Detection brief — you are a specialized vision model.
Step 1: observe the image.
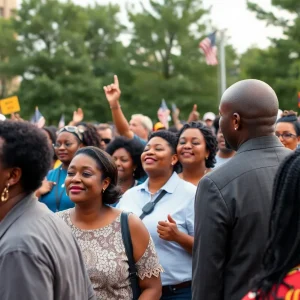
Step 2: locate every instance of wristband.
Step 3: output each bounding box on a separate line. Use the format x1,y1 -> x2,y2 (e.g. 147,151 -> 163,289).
110,105 -> 121,110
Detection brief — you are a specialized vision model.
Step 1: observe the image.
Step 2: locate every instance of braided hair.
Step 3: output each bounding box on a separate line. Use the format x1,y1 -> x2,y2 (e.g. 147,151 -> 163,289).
177,121 -> 218,168
249,150 -> 300,299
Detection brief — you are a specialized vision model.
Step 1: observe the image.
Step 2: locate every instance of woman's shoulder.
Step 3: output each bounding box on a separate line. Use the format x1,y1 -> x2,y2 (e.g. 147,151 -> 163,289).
46,167 -> 60,179
56,208 -> 71,223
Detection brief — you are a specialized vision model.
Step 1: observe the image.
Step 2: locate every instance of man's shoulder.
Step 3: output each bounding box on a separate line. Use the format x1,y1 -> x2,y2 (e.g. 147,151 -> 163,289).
206,146 -> 291,188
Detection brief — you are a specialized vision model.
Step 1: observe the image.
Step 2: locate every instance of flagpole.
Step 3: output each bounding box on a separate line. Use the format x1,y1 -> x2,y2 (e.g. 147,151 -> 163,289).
219,30 -> 227,95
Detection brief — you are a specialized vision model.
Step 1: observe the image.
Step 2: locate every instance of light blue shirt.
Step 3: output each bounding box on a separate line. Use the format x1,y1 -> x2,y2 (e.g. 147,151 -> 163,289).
214,155 -> 232,168
118,172 -> 196,285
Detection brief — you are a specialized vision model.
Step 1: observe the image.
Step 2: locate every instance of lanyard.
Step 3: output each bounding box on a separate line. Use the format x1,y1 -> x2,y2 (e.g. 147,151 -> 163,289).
55,168 -> 66,212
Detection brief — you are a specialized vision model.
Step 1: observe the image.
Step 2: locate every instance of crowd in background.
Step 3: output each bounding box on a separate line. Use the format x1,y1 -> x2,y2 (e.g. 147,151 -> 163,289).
1,78 -> 300,300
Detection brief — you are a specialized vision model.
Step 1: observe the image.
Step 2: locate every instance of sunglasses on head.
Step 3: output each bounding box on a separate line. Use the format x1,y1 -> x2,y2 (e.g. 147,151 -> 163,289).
58,126 -> 84,142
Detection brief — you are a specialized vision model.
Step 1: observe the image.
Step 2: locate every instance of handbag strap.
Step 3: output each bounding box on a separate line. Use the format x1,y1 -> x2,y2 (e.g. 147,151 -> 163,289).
139,190 -> 167,220
120,212 -> 141,300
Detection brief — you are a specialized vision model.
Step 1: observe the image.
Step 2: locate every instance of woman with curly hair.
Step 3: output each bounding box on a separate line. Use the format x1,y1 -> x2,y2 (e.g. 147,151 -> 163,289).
243,150 -> 300,300
106,137 -> 146,194
176,121 -> 218,186
58,147 -> 163,300
275,110 -> 300,150
119,130 -> 196,299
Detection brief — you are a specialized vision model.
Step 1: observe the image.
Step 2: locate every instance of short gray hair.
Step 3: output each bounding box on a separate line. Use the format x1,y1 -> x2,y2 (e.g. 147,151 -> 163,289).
131,114 -> 153,133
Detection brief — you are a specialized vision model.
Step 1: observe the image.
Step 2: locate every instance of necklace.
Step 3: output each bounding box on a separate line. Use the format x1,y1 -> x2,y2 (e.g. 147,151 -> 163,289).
55,167 -> 66,212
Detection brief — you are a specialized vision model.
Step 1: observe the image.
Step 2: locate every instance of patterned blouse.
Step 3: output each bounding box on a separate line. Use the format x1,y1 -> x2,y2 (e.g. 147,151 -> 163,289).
58,209 -> 163,300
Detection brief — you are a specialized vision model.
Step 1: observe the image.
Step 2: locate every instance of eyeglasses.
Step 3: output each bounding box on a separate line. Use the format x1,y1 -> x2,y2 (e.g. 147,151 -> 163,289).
53,142 -> 75,149
102,138 -> 111,145
275,133 -> 297,140
58,126 -> 83,142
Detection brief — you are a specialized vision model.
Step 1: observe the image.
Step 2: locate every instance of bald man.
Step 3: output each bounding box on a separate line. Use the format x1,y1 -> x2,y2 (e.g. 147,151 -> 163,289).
192,80 -> 291,300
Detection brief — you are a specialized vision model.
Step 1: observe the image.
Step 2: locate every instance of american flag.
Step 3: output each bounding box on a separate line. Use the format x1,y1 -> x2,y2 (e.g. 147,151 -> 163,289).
157,99 -> 169,129
30,107 -> 45,128
199,32 -> 218,66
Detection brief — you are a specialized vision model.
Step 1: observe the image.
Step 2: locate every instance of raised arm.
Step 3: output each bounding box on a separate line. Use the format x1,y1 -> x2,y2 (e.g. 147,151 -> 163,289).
192,176 -> 230,300
103,75 -> 134,139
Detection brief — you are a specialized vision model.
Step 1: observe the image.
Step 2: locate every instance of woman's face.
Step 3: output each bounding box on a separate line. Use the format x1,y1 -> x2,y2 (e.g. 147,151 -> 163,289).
112,148 -> 135,182
65,154 -> 109,204
177,128 -> 209,166
141,136 -> 178,175
55,132 -> 82,164
275,122 -> 300,151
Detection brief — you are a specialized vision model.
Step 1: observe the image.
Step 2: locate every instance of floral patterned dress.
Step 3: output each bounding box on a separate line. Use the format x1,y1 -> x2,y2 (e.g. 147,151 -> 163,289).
58,209 -> 163,300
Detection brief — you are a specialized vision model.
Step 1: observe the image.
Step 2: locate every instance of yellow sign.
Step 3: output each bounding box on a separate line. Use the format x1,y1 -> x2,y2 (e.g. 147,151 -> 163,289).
0,96 -> 21,115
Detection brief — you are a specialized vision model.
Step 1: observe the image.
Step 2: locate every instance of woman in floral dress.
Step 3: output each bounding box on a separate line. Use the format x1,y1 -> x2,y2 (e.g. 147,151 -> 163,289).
58,146 -> 163,299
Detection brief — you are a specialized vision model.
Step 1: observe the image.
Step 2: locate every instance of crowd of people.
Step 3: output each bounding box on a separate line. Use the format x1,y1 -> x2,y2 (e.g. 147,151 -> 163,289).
1,77 -> 300,300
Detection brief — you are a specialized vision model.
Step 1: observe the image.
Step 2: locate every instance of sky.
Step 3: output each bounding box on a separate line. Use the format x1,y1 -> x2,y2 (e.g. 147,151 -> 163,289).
19,0 -> 285,53
69,0 -> 284,53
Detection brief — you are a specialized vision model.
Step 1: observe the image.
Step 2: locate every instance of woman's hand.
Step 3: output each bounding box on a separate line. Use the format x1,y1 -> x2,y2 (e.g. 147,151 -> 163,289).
157,214 -> 194,254
103,75 -> 121,105
36,179 -> 56,197
157,214 -> 181,242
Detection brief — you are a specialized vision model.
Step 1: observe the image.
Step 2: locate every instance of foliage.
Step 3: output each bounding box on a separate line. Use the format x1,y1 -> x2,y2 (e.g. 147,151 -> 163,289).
0,18 -> 19,99
241,0 -> 300,111
126,0 -> 238,119
3,0 -> 239,124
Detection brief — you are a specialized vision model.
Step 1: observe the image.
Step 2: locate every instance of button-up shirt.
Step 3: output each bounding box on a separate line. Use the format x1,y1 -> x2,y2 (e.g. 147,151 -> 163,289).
118,172 -> 196,285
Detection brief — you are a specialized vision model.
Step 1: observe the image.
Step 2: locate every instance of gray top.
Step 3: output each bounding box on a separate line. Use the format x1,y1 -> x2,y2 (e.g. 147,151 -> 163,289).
0,194 -> 96,300
193,136 -> 292,300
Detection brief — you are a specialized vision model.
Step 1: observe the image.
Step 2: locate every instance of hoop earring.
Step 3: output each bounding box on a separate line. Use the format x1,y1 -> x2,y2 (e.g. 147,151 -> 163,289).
1,184 -> 10,202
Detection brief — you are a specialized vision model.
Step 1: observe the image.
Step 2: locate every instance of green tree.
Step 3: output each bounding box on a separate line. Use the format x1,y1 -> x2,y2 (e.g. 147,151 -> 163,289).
124,0 -> 238,119
0,18 -> 18,99
10,0 -> 126,123
241,0 -> 300,111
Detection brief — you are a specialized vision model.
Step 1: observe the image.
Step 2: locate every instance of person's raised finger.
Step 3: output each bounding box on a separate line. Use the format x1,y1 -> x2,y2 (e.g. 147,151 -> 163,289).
193,104 -> 197,111
114,75 -> 119,88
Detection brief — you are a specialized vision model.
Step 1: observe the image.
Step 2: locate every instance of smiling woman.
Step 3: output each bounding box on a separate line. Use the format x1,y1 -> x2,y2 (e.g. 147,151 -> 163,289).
38,126 -> 84,212
118,131 -> 197,300
177,122 -> 218,186
57,147 -> 163,300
